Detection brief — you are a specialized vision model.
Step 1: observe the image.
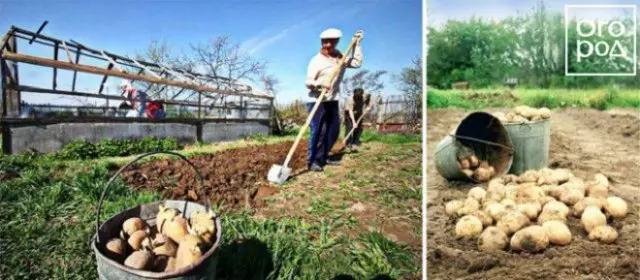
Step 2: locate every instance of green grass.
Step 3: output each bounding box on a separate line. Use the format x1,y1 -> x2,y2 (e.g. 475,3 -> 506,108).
427,88 -> 640,110
0,133 -> 419,279
360,130 -> 421,145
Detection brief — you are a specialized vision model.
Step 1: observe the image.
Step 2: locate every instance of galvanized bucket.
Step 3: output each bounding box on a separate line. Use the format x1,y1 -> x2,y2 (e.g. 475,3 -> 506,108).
503,119 -> 551,175
435,112 -> 514,182
92,151 -> 222,280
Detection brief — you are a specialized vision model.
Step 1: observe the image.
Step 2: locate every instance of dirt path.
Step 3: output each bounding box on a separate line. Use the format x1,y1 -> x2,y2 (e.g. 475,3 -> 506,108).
427,108 -> 640,280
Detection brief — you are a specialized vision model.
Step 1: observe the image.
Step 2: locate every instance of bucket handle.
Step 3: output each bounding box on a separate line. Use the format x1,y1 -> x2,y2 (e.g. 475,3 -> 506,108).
449,134 -> 514,152
95,151 -> 207,244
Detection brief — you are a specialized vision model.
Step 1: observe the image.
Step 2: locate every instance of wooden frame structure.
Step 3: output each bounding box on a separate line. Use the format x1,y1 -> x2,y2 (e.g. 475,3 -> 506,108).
0,25 -> 275,154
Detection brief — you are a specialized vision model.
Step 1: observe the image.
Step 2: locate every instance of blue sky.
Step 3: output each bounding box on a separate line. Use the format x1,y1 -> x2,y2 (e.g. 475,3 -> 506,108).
0,0 -> 422,105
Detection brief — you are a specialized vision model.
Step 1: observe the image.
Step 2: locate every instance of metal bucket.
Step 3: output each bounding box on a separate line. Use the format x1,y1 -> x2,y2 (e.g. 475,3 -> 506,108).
92,151 -> 222,280
503,119 -> 551,175
435,112 -> 514,182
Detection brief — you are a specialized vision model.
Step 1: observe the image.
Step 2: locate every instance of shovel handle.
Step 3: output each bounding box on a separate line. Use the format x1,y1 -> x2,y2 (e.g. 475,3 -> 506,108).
95,151 -> 206,243
342,95 -> 382,145
282,35 -> 359,167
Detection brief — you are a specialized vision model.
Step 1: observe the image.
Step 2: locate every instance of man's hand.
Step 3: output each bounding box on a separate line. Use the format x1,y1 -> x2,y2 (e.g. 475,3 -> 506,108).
353,30 -> 364,42
352,119 -> 358,128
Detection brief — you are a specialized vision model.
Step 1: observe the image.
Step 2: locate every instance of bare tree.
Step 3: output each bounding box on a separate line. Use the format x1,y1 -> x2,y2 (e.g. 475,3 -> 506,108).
394,55 -> 422,97
341,69 -> 388,96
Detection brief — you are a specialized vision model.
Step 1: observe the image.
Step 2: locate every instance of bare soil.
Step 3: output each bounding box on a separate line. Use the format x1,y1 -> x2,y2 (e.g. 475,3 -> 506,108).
427,108 -> 640,280
121,141 -> 308,208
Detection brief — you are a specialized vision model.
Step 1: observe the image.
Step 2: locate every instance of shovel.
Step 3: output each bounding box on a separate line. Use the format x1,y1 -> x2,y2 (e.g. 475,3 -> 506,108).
268,34 -> 359,184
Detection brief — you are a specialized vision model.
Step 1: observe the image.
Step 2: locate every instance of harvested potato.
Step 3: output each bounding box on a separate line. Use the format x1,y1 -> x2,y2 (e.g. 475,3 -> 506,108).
485,202 -> 507,221
128,230 -> 149,251
560,188 -> 584,206
562,180 -> 587,196
500,199 -> 517,209
479,161 -> 490,169
505,112 -> 517,122
105,238 -> 126,260
472,210 -> 494,227
487,166 -> 496,178
156,205 -> 181,233
587,183 -> 608,198
459,159 -> 471,169
546,185 -> 568,200
588,225 -> 618,244
165,216 -> 189,244
539,107 -> 551,119
517,170 -> 540,183
455,215 -> 484,238
488,178 -> 505,189
459,197 -> 481,216
474,167 -> 492,182
153,238 -> 178,257
165,257 -> 177,272
502,174 -> 519,184
485,189 -> 505,204
517,185 -> 545,204
537,209 -> 568,224
581,206 -> 607,233
517,202 -> 542,220
504,184 -> 519,201
469,155 -> 479,168
539,195 -> 556,206
468,187 -> 487,203
572,197 -> 606,217
477,227 -> 509,252
125,250 -> 154,270
497,211 -> 530,235
537,168 -> 557,185
462,169 -> 474,178
604,196 -> 628,219
543,201 -> 570,218
187,210 -> 216,245
542,221 -> 572,246
492,112 -> 507,122
176,235 -> 205,269
445,200 -> 464,217
122,217 -> 146,237
510,226 -> 549,253
594,174 -> 609,188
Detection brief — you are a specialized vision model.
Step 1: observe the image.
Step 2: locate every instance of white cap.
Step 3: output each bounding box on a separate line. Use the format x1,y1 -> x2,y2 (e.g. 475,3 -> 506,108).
121,80 -> 132,89
320,28 -> 342,39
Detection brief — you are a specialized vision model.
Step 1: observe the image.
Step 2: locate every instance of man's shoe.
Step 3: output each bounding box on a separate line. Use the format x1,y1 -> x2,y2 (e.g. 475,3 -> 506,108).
309,163 -> 323,172
326,159 -> 341,166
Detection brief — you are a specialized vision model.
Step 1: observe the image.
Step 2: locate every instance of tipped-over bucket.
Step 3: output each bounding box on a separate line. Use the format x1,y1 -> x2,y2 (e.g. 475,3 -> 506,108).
503,119 -> 551,175
435,112 -> 514,181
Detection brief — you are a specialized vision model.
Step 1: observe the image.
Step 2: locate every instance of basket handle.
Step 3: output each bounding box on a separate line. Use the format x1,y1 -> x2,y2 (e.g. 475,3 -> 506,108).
449,134 -> 514,152
95,151 -> 207,244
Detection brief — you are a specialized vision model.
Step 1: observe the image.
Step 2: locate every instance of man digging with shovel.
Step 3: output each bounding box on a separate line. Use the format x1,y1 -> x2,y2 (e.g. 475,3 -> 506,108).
305,28 -> 363,172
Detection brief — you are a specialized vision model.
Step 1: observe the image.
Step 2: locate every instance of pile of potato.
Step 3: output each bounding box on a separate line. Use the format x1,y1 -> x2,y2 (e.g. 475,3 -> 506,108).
492,106 -> 551,123
457,147 -> 496,182
104,205 -> 216,272
445,168 -> 628,253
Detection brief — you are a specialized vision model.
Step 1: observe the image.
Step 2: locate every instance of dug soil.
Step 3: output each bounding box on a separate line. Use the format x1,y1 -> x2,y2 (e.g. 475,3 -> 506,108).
427,108 -> 640,280
121,141 -> 309,208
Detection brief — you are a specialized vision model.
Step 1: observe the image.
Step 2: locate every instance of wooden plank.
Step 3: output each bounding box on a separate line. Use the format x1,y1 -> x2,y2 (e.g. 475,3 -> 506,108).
130,58 -> 162,79
100,51 -> 126,73
2,51 -> 271,99
53,42 -> 58,89
28,21 -> 48,44
61,41 -> 73,63
71,48 -> 81,91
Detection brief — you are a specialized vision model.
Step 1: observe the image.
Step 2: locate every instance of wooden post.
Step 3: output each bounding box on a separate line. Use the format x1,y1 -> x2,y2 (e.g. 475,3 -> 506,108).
53,42 -> 58,90
71,48 -> 81,91
198,92 -> 202,119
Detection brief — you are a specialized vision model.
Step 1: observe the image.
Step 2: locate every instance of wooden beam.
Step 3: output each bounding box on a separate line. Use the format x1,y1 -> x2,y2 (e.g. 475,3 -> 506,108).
100,51 -> 125,73
2,51 -> 271,99
61,41 -> 73,63
28,21 -> 48,44
98,63 -> 114,94
130,57 -> 162,79
71,48 -> 81,91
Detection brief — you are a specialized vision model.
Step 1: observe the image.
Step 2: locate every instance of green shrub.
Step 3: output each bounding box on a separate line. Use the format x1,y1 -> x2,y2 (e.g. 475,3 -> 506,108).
58,139 -> 98,160
56,137 -> 181,160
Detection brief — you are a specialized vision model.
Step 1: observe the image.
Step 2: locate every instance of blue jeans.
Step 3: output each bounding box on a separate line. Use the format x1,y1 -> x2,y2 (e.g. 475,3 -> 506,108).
307,100 -> 340,167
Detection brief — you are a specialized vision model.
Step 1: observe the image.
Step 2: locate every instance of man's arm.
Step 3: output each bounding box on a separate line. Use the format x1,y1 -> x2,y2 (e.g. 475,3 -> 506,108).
305,56 -> 320,91
346,31 -> 363,68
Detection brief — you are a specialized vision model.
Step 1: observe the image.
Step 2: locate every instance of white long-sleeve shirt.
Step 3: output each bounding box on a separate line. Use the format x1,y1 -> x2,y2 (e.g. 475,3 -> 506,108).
305,43 -> 362,103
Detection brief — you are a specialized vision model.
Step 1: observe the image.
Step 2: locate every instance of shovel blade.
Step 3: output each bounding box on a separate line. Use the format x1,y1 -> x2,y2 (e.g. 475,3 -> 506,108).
267,164 -> 291,184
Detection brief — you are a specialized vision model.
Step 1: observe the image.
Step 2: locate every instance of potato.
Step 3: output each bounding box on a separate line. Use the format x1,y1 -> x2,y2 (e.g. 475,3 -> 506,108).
487,166 -> 496,178
542,221 -> 572,245
497,211 -> 530,235
156,205 -> 181,233
588,225 -> 618,244
128,230 -> 149,251
505,112 -> 517,122
455,215 -> 484,238
513,114 -> 528,122
517,170 -> 540,184
587,183 -> 608,198
125,250 -> 154,270
560,188 -> 584,206
543,201 -> 570,217
572,197 -> 606,217
474,167 -> 492,182
604,196 -> 628,219
539,107 -> 551,119
468,187 -> 487,203
165,216 -> 189,243
485,189 -> 505,204
581,206 -> 607,233
562,180 -> 586,196
122,217 -> 146,237
510,226 -> 549,253
165,257 -> 177,272
176,235 -> 205,270
472,210 -> 494,227
492,112 -> 507,122
459,159 -> 471,169
445,200 -> 464,217
462,169 -> 474,178
477,226 -> 509,252
517,185 -> 545,204
187,210 -> 216,245
479,161 -> 490,169
488,178 -> 505,189
153,238 -> 178,257
105,238 -> 126,260
458,197 -> 482,216
545,185 -> 567,200
504,184 -> 519,201
537,168 -> 557,185
469,155 -> 479,168
514,105 -> 530,117
539,195 -> 556,206
502,174 -> 519,184
500,199 -> 517,209
537,209 -> 567,224
517,202 -> 542,220
485,202 -> 507,221
594,174 -> 609,188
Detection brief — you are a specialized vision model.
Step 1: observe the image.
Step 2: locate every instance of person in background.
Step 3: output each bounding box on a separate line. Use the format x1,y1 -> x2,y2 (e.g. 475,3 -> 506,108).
121,81 -> 147,117
344,88 -> 364,147
305,28 -> 364,172
145,100 -> 166,119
